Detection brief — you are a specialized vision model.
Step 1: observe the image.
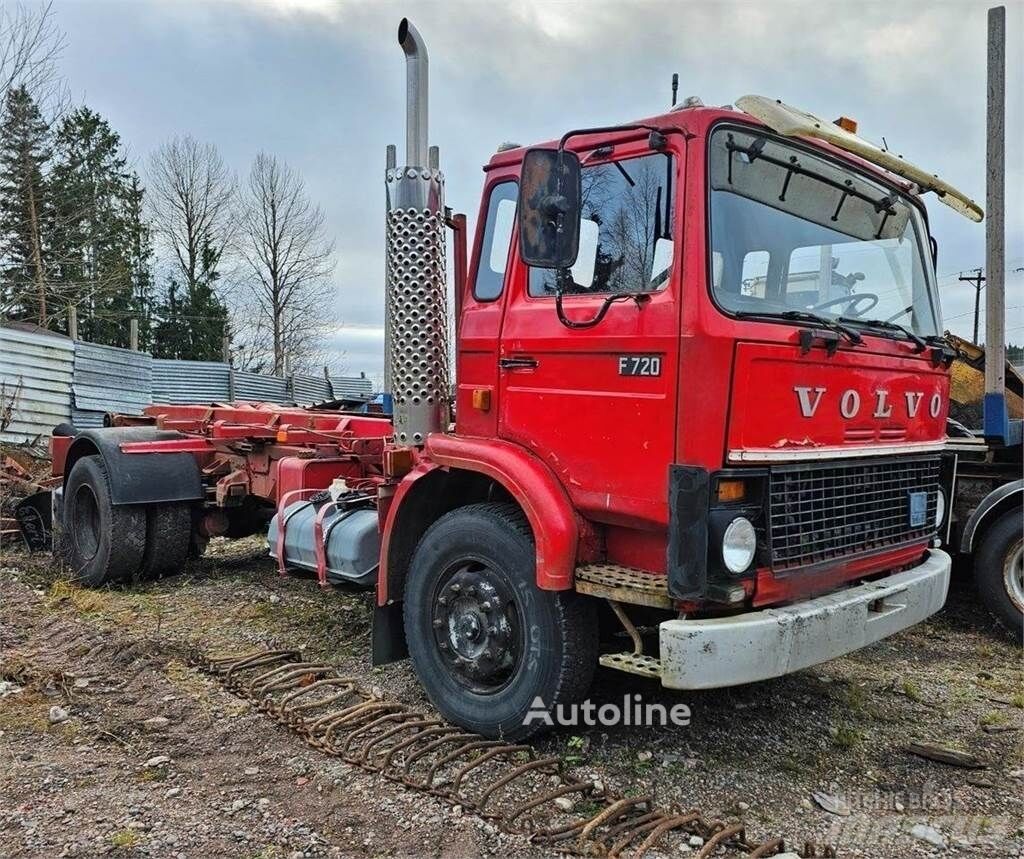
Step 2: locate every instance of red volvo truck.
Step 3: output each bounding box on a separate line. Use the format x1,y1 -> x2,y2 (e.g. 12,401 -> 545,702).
40,20 -> 985,739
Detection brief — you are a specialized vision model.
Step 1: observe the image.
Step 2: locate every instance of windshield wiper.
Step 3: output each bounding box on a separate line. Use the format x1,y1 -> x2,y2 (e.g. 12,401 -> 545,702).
733,311 -> 868,348
735,309 -> 863,345
840,317 -> 927,353
778,310 -> 863,344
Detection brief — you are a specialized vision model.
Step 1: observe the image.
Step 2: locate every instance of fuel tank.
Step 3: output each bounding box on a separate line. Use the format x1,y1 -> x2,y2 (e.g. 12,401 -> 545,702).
267,498 -> 379,587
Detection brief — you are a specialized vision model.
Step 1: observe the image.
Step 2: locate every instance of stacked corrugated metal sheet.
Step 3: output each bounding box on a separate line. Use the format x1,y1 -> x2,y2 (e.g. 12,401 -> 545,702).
292,374 -> 332,404
72,341 -> 152,428
2,329 -> 376,439
152,359 -> 232,405
234,370 -> 289,403
329,374 -> 374,400
0,326 -> 74,443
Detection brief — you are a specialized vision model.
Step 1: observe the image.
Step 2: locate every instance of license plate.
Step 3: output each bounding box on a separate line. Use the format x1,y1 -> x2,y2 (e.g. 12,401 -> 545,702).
907,491 -> 928,528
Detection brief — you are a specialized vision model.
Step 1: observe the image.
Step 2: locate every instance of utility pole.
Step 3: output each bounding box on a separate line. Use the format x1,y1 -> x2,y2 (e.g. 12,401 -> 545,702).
984,5 -> 1006,440
958,268 -> 985,344
129,318 -> 139,351
67,305 -> 77,341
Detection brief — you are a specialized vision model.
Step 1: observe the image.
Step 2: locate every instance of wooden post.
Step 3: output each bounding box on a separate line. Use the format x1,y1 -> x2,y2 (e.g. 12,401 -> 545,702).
985,6 -> 1005,399
129,318 -> 139,351
958,268 -> 985,344
67,305 -> 78,341
222,335 -> 231,365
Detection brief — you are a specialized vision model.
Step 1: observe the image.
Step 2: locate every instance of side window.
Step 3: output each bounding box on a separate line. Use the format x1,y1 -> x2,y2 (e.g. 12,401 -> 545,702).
529,152 -> 675,297
472,181 -> 517,301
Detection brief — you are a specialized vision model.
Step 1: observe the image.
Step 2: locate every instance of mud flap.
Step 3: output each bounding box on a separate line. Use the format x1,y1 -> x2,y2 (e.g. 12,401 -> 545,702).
15,491 -> 52,552
371,601 -> 408,665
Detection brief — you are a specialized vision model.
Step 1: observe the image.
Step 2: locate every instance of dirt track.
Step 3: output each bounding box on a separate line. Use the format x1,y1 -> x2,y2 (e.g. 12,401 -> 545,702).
1,539 -> 1021,858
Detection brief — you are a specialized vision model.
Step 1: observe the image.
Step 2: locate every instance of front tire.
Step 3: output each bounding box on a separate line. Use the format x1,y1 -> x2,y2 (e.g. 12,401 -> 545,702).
403,503 -> 597,740
975,508 -> 1023,644
63,455 -> 146,586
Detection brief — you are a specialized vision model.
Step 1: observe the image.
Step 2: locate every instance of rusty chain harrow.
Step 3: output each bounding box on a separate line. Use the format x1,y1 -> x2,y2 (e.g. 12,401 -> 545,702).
195,649 -> 834,859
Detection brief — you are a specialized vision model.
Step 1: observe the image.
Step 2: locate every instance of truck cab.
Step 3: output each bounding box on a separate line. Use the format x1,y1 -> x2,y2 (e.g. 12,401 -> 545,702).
381,96 -> 974,738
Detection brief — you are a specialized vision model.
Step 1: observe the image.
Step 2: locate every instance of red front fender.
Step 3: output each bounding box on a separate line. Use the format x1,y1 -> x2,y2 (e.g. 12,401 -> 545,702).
378,435 -> 578,604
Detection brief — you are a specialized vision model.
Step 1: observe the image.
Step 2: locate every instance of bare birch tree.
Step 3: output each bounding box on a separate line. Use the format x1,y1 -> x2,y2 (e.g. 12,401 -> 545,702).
0,1 -> 64,101
236,152 -> 335,375
147,135 -> 236,299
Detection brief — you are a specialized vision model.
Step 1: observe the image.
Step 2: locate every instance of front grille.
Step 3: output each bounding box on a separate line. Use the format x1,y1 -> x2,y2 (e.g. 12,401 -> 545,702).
768,455 -> 940,571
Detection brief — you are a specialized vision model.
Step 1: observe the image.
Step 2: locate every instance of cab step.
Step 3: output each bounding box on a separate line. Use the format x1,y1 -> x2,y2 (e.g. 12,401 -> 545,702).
574,563 -> 673,609
599,651 -> 662,679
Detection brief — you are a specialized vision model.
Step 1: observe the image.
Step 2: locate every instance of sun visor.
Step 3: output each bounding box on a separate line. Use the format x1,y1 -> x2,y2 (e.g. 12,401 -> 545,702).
710,126 -> 912,242
736,95 -> 984,223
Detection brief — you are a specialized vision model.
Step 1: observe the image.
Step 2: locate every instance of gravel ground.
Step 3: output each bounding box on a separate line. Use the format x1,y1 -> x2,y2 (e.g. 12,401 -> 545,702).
0,539 -> 1021,858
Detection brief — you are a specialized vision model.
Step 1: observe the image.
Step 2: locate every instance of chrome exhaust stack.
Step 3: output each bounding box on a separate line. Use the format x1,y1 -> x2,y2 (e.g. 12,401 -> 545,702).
385,18 -> 448,446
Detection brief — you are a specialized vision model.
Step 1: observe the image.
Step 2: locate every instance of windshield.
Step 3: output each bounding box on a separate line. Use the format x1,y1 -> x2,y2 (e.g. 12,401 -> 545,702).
708,126 -> 941,339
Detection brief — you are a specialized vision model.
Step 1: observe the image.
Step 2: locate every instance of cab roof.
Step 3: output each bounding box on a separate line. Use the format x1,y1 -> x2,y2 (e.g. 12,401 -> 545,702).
486,98 -> 982,222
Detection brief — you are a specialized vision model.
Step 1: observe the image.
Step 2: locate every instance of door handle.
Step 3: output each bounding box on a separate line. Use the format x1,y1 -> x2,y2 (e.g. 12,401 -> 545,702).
499,356 -> 539,370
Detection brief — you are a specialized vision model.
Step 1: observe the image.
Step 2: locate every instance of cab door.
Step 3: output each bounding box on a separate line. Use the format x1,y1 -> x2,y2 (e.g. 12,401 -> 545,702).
498,139 -> 683,529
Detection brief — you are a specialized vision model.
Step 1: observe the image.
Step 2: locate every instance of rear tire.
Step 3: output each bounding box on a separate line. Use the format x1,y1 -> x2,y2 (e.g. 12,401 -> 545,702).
403,502 -> 597,740
975,509 -> 1023,644
138,503 -> 192,581
63,455 -> 145,586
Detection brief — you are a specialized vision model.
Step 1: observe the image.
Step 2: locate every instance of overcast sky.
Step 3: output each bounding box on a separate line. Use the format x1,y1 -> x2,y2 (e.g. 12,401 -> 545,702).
53,0 -> 1022,380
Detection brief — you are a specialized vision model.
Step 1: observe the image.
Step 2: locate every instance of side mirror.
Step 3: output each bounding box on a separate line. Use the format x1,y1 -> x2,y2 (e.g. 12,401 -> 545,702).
517,148 -> 581,269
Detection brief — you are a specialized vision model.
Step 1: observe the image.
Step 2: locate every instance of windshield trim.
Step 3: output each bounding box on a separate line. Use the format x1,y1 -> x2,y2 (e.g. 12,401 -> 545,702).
703,120 -> 940,338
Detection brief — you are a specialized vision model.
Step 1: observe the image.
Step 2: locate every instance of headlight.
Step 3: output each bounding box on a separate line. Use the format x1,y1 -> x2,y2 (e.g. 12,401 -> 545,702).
722,517 -> 757,573
935,489 -> 946,528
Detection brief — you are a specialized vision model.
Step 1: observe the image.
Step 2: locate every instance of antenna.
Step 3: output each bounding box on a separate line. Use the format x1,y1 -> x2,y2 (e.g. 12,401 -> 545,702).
671,73 -> 678,107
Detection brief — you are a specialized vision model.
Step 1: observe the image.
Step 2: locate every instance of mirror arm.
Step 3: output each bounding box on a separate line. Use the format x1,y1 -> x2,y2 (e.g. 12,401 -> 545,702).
555,289 -> 636,330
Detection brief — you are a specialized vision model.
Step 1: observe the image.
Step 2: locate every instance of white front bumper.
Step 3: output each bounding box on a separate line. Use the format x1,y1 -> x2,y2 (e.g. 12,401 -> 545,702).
659,549 -> 951,689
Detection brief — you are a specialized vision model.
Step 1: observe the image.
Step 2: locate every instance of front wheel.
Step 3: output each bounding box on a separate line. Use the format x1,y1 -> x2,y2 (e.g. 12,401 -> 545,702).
403,503 -> 597,740
975,508 -> 1023,644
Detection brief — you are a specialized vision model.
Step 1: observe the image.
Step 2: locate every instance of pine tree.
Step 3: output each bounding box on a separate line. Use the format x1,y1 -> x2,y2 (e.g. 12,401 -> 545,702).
49,107 -> 138,344
0,85 -> 50,324
124,172 -> 154,350
187,236 -> 228,360
152,277 -> 188,358
152,235 -> 227,361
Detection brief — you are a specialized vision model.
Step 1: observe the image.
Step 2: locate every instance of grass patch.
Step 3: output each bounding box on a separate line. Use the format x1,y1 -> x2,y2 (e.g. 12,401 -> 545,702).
833,725 -> 863,750
1011,691 -> 1024,709
110,829 -> 140,849
564,735 -> 587,764
902,680 -> 923,703
980,710 -> 1009,727
0,690 -> 50,732
45,580 -> 110,615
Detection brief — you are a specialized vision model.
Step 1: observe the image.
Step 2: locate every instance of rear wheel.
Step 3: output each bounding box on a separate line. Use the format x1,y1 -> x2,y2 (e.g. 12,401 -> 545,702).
403,502 -> 597,740
138,503 -> 192,581
63,455 -> 146,586
975,508 -> 1023,644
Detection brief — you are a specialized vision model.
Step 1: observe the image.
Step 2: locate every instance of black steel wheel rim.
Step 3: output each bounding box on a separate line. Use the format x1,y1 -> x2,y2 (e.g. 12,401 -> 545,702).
430,559 -> 523,694
72,483 -> 100,560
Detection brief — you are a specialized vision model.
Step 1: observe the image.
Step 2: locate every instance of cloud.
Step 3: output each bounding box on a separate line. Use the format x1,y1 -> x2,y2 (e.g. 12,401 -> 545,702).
54,0 -> 1022,374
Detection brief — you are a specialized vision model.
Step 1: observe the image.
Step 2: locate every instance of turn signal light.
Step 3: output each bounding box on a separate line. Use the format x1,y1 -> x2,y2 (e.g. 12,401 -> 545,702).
834,116 -> 858,134
276,429 -> 289,442
472,388 -> 491,412
717,479 -> 746,503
